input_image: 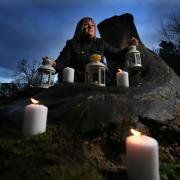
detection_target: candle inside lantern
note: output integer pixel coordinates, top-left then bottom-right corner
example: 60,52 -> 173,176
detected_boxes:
116,69 -> 129,87
63,67 -> 74,83
22,98 -> 48,135
126,129 -> 159,180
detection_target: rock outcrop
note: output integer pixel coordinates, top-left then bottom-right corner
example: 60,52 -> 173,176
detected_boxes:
98,13 -> 179,86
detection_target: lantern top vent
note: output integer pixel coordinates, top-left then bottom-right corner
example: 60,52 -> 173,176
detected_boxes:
127,45 -> 139,53
86,61 -> 105,68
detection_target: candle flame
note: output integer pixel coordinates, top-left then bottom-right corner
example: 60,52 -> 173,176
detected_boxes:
118,69 -> 122,72
31,98 -> 39,104
130,129 -> 141,138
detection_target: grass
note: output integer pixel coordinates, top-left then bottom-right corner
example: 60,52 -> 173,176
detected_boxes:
0,97 -> 179,180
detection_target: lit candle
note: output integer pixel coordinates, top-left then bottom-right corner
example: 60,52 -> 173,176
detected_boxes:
116,69 -> 129,87
63,67 -> 74,83
22,98 -> 48,135
126,129 -> 159,180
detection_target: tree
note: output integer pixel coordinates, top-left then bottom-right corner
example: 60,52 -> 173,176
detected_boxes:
0,83 -> 17,97
14,59 -> 40,88
159,13 -> 180,76
160,13 -> 180,52
159,40 -> 176,56
159,40 -> 180,76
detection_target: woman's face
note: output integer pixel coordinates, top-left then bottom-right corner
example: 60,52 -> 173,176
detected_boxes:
83,20 -> 96,38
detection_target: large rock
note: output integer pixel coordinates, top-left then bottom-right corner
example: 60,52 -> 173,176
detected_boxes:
2,81 -> 180,135
98,13 -> 141,49
97,13 -> 179,86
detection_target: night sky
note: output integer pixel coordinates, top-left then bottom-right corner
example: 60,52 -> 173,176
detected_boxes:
0,0 -> 180,82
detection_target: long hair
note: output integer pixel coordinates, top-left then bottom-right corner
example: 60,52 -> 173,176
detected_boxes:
73,17 -> 96,40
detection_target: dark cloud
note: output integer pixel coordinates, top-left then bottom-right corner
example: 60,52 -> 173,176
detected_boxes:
0,1 -> 75,70
0,67 -> 14,82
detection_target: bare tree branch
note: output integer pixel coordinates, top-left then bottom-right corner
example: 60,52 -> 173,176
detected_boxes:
160,13 -> 180,51
14,59 -> 41,88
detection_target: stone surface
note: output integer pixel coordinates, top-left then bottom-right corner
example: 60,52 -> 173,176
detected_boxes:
97,13 -> 180,86
1,81 -> 180,135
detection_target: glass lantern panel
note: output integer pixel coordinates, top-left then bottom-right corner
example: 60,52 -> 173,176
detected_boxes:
135,54 -> 141,63
33,72 -> 42,85
92,71 -> 98,82
85,71 -> 89,83
42,72 -> 50,85
127,55 -> 134,66
101,69 -> 105,83
50,74 -> 55,85
132,54 -> 136,64
126,55 -> 130,67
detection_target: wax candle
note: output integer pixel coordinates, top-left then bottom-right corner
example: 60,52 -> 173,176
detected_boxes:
116,69 -> 129,87
63,67 -> 74,83
126,129 -> 159,180
22,98 -> 48,135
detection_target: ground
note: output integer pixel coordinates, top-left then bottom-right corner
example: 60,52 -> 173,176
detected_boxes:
0,97 -> 180,180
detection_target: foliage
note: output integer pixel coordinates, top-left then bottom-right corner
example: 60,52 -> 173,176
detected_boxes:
0,114 -> 179,180
160,13 -> 180,52
0,83 -> 17,97
159,40 -> 180,76
157,13 -> 180,76
0,119 -> 105,180
160,146 -> 180,180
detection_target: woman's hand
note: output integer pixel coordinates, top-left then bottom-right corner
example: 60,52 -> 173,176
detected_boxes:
128,37 -> 139,46
51,61 -> 56,68
42,56 -> 56,68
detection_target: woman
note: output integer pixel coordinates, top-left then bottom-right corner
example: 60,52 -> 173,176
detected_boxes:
54,17 -> 138,83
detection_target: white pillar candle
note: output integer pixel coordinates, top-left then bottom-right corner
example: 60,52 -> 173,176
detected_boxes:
63,67 -> 74,83
22,98 -> 48,135
126,129 -> 159,180
116,69 -> 129,87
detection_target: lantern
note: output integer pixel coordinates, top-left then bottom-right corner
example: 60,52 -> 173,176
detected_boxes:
126,45 -> 142,70
85,54 -> 106,87
34,57 -> 56,88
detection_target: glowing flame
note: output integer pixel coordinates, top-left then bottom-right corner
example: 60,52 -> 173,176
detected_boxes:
130,129 -> 141,138
31,98 -> 39,104
117,69 -> 122,73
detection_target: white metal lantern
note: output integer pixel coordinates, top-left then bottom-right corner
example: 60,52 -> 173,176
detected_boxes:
126,45 -> 142,70
34,57 -> 56,88
85,61 -> 106,87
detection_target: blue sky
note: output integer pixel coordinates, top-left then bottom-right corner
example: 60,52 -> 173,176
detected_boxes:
0,0 -> 180,82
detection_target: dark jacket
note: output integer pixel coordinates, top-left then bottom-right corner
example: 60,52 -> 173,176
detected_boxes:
55,37 -> 127,82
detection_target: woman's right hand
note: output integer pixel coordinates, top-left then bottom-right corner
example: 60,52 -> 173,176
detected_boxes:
128,37 -> 139,46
